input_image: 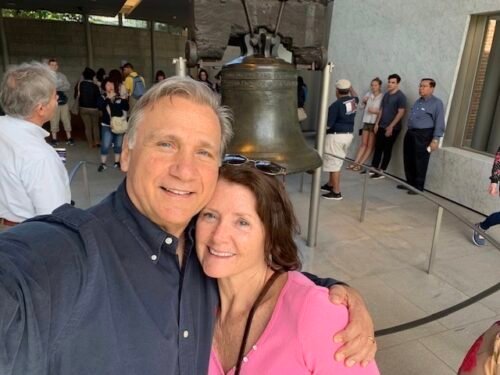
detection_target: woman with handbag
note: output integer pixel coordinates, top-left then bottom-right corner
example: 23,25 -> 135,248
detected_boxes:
77,67 -> 101,148
97,78 -> 129,172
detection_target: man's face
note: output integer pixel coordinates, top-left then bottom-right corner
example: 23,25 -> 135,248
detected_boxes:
387,78 -> 399,93
48,61 -> 58,72
419,80 -> 434,98
123,67 -> 131,76
120,96 -> 222,237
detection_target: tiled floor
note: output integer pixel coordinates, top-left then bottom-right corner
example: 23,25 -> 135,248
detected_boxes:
65,141 -> 500,375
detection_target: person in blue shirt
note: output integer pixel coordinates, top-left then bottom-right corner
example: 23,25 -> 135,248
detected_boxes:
371,74 -> 407,180
322,79 -> 359,200
398,78 -> 445,194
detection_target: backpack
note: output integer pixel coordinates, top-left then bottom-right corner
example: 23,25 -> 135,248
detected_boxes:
57,91 -> 68,105
131,76 -> 145,99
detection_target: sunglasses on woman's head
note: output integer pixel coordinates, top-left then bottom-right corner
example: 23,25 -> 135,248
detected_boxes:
222,154 -> 286,176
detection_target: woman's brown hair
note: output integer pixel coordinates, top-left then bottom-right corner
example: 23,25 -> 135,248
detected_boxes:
218,164 -> 301,272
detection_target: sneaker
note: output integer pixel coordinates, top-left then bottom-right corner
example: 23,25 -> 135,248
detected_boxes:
66,138 -> 75,146
50,139 -> 58,146
322,191 -> 343,200
113,162 -> 121,169
97,163 -> 107,172
370,173 -> 385,180
472,224 -> 486,246
321,183 -> 333,193
407,190 -> 418,195
360,170 -> 375,175
397,184 -> 409,190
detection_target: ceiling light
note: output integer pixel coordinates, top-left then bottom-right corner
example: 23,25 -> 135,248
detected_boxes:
120,0 -> 142,15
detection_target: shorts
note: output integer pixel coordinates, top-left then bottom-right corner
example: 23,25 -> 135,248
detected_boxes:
323,133 -> 354,172
362,123 -> 375,132
50,104 -> 72,133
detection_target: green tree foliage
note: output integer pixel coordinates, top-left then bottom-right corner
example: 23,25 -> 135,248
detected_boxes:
2,9 -> 82,22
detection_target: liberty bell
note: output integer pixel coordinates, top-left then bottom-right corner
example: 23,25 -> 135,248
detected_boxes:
221,28 -> 322,174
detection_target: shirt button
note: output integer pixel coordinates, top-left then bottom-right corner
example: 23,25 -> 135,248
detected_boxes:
165,237 -> 173,245
183,330 -> 189,338
151,254 -> 158,261
243,357 -> 248,362
252,345 -> 257,351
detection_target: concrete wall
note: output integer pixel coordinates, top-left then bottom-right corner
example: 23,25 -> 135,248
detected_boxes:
2,17 -> 186,89
327,0 -> 500,215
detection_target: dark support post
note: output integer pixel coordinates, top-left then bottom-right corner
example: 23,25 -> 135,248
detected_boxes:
0,9 -> 10,71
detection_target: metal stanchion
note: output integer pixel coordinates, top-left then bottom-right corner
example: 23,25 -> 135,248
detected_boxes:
299,173 -> 305,193
427,206 -> 443,274
360,170 -> 369,222
306,62 -> 334,247
82,161 -> 91,207
173,57 -> 187,77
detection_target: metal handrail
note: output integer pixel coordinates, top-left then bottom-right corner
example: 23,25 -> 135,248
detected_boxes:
313,152 -> 500,337
322,152 -> 500,268
68,161 -> 92,207
68,160 -> 123,208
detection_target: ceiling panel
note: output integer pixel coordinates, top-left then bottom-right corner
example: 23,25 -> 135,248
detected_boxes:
128,0 -> 191,26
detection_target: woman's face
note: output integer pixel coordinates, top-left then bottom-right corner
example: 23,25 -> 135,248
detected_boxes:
371,80 -> 381,93
105,81 -> 115,94
199,71 -> 207,81
158,74 -> 165,82
196,179 -> 267,280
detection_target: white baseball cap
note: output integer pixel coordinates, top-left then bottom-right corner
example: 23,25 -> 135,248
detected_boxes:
336,79 -> 351,90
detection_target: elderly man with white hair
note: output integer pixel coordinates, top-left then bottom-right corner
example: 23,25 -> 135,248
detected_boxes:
0,62 -> 70,230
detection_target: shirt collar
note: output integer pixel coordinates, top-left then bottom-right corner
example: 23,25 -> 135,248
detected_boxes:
114,180 -> 196,263
2,115 -> 49,138
420,95 -> 434,102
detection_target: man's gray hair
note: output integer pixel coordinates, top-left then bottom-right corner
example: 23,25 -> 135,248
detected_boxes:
0,61 -> 57,119
127,76 -> 233,157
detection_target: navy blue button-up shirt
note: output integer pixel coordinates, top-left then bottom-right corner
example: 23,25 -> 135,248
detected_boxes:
0,181 -> 219,375
408,95 -> 446,138
0,181 -> 338,375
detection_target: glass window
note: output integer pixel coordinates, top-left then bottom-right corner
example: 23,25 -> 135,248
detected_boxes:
462,17 -> 500,154
88,15 -> 119,26
154,22 -> 184,36
122,16 -> 148,29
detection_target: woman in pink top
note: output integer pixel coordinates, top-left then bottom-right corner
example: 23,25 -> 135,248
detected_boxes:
196,163 -> 379,375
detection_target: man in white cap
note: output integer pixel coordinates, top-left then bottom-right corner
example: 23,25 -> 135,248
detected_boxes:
322,79 -> 358,200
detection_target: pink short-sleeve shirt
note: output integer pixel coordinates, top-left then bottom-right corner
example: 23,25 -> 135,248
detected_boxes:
209,271 -> 379,375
